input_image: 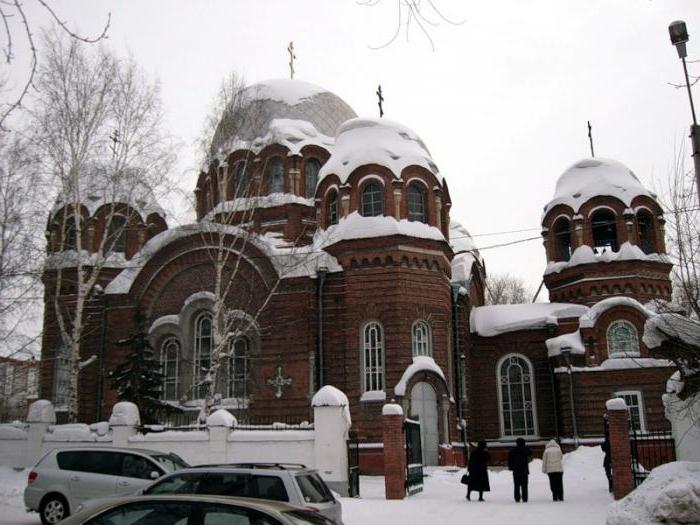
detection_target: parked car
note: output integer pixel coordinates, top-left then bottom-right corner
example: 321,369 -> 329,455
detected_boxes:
59,494 -> 337,525
24,447 -> 189,525
140,463 -> 343,524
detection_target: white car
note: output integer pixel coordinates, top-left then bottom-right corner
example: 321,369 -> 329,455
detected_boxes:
24,446 -> 189,525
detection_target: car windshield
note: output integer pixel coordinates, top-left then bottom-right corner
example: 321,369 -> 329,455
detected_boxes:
295,474 -> 334,503
281,510 -> 336,525
152,453 -> 189,472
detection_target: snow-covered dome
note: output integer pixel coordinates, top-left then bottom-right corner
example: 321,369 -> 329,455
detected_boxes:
210,78 -> 357,156
318,117 -> 440,184
543,158 -> 656,216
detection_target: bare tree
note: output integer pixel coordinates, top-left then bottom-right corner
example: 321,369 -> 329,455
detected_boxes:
30,31 -> 175,421
486,272 -> 530,305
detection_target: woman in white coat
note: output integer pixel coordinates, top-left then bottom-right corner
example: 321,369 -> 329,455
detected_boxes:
542,439 -> 564,501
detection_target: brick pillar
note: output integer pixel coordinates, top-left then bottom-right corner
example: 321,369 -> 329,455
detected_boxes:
382,403 -> 406,500
606,398 -> 634,500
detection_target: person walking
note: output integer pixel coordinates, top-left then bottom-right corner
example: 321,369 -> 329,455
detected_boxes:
466,441 -> 491,501
542,439 -> 564,501
602,435 -> 613,493
508,437 -> 532,502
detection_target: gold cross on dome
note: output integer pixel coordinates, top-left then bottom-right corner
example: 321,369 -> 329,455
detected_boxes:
267,365 -> 292,398
376,85 -> 384,118
288,41 -> 296,79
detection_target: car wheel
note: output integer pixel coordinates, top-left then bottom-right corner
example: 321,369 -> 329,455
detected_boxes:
39,494 -> 69,525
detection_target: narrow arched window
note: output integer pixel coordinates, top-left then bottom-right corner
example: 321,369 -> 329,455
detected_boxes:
63,218 -> 77,251
362,322 -> 384,392
234,161 -> 250,198
305,159 -> 321,199
553,217 -> 572,262
636,210 -> 655,254
268,157 -> 284,194
106,216 -> 127,253
607,320 -> 640,357
407,183 -> 427,223
412,321 -> 432,357
361,182 -> 383,217
498,354 -> 537,437
327,190 -> 338,226
225,337 -> 250,399
193,312 -> 213,399
591,209 -> 618,253
160,337 -> 180,401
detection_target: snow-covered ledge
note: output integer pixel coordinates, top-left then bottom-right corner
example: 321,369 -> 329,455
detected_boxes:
394,356 -> 447,397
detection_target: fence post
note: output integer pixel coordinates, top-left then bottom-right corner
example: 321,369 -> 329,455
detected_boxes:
312,386 -> 351,496
25,400 -> 55,467
382,403 -> 406,500
207,409 -> 235,464
109,401 -> 140,448
606,397 -> 634,500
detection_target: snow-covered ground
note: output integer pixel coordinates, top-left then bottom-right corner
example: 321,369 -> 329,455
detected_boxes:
0,446 -> 612,524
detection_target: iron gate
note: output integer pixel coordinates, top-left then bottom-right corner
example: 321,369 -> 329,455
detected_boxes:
404,419 -> 424,495
630,427 -> 676,488
347,430 -> 360,497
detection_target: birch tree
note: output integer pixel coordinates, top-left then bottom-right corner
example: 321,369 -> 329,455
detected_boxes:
30,31 -> 175,421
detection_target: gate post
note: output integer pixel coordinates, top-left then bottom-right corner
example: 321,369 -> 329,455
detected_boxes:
382,403 -> 406,500
606,398 -> 633,500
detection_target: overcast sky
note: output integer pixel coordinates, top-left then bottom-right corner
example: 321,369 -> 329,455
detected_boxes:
15,0 -> 700,296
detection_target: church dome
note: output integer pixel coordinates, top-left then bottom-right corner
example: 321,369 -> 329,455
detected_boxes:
210,79 -> 357,156
543,157 -> 655,216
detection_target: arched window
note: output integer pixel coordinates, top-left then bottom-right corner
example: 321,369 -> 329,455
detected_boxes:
160,337 -> 180,401
498,354 -> 537,437
553,217 -> 572,262
63,218 -> 77,251
106,216 -> 127,253
224,337 -> 250,399
412,321 -> 432,357
327,191 -> 338,226
636,210 -> 655,254
591,209 -> 618,253
193,312 -> 213,399
305,159 -> 321,199
234,161 -> 250,198
361,182 -> 383,217
267,157 -> 284,194
407,183 -> 427,223
362,321 -> 384,392
607,320 -> 640,357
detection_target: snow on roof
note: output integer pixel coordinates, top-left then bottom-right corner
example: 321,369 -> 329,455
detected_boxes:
318,117 -> 441,185
449,221 -> 482,286
545,243 -> 670,275
317,211 -> 446,246
470,303 -> 589,337
543,157 -> 656,218
148,314 -> 179,334
643,313 -> 700,350
44,249 -> 128,271
606,461 -> 700,525
579,297 -> 653,329
50,165 -> 165,222
545,330 -> 586,357
249,79 -> 326,106
204,193 -> 314,221
206,409 -> 236,428
27,399 -> 56,424
105,221 -> 342,295
311,385 -> 349,407
553,357 -> 673,374
394,356 -> 447,396
666,371 -> 684,395
382,403 -> 404,416
606,397 -> 627,410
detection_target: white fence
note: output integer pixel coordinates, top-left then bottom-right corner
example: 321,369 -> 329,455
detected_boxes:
0,387 -> 352,495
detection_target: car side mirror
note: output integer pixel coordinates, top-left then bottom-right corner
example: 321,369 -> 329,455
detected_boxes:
150,471 -> 160,480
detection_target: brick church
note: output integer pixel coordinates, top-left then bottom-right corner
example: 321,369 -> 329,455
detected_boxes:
40,79 -> 676,471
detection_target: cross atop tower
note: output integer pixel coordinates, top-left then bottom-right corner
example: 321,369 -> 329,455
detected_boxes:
587,120 -> 595,157
287,41 -> 296,79
376,85 -> 384,118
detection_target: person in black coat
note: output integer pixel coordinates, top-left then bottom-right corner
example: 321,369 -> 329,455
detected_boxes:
507,437 -> 532,502
466,441 -> 491,501
602,435 -> 613,493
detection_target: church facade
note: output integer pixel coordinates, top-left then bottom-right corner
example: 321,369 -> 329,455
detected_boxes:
39,79 -> 675,472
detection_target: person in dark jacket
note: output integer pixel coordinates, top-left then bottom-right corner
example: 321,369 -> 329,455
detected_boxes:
507,437 -> 532,502
602,435 -> 613,493
466,441 -> 491,501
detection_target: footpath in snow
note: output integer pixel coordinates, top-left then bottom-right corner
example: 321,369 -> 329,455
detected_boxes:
0,446 -> 612,525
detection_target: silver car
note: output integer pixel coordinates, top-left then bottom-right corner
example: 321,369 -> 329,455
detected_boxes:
59,494 -> 337,525
141,463 -> 343,524
24,447 -> 188,525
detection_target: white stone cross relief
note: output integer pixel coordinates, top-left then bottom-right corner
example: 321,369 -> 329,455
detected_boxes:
267,365 -> 292,398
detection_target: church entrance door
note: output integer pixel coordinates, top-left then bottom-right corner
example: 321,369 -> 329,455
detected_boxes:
409,381 -> 439,465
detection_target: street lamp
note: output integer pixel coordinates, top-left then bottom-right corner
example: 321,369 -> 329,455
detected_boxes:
560,345 -> 579,447
668,20 -> 700,206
